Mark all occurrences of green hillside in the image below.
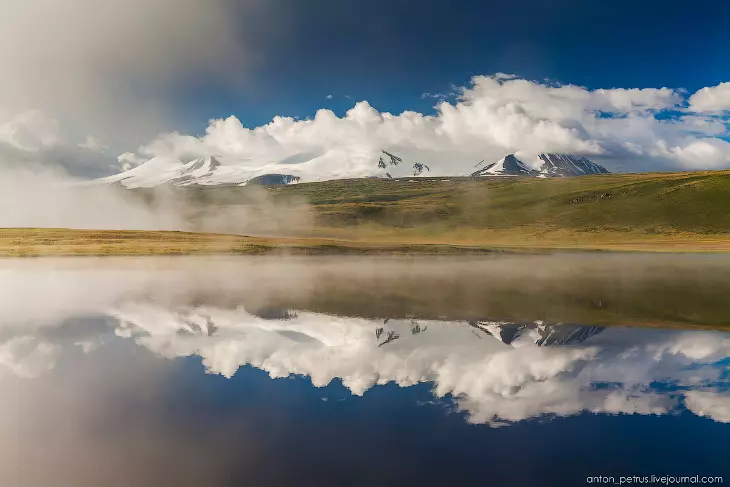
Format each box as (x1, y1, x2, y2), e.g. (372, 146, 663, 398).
(277, 171, 730, 232)
(131, 169, 730, 251)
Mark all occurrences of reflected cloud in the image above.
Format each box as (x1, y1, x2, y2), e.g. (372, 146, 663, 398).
(1, 256, 730, 428)
(3, 299, 730, 427)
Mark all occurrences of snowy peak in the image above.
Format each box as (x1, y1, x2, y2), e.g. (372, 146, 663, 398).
(168, 156, 222, 185)
(471, 153, 609, 178)
(475, 321, 605, 347)
(471, 154, 536, 177)
(98, 155, 301, 189)
(537, 153, 609, 177)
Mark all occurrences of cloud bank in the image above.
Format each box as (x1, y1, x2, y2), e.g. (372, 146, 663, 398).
(115, 74, 730, 181)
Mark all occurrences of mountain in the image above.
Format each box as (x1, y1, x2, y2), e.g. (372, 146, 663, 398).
(246, 174, 301, 185)
(97, 156, 303, 188)
(537, 153, 610, 177)
(471, 154, 537, 177)
(470, 321, 604, 347)
(472, 153, 609, 178)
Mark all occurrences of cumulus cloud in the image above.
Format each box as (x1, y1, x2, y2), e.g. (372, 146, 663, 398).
(689, 82, 730, 112)
(111, 306, 730, 426)
(6, 300, 730, 427)
(684, 391, 730, 423)
(120, 74, 730, 180)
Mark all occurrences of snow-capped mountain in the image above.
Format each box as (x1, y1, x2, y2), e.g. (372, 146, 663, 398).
(246, 174, 301, 185)
(471, 321, 604, 347)
(97, 155, 303, 188)
(537, 153, 610, 177)
(98, 149, 610, 188)
(97, 149, 384, 188)
(471, 153, 609, 178)
(470, 154, 538, 177)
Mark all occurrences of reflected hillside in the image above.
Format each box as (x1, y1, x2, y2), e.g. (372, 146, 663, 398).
(3, 254, 730, 329)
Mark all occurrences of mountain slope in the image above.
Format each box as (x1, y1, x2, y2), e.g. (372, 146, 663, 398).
(472, 153, 609, 178)
(471, 154, 537, 177)
(246, 174, 301, 185)
(98, 150, 379, 188)
(474, 321, 605, 347)
(98, 156, 260, 188)
(538, 153, 609, 177)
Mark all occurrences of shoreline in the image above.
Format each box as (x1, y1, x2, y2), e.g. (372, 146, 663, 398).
(3, 228, 730, 256)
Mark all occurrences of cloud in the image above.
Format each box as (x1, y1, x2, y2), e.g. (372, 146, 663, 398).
(10, 300, 730, 426)
(684, 391, 730, 423)
(0, 110, 62, 152)
(78, 136, 108, 153)
(0, 0, 267, 172)
(326, 94, 333, 100)
(689, 82, 730, 112)
(0, 336, 58, 379)
(120, 74, 730, 180)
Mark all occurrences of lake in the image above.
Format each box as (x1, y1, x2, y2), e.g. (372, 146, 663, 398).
(2, 254, 730, 486)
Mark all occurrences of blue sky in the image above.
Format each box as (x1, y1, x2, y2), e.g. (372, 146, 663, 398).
(177, 0, 730, 130)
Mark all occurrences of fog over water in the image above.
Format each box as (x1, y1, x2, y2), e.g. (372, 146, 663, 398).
(2, 254, 730, 486)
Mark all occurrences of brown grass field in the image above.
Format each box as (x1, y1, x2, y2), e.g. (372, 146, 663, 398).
(3, 227, 730, 256)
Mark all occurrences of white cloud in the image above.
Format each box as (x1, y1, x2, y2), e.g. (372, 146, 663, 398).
(0, 110, 62, 152)
(684, 391, 730, 423)
(117, 152, 146, 171)
(118, 75, 730, 180)
(78, 135, 108, 153)
(689, 82, 730, 112)
(57, 306, 730, 425)
(0, 336, 58, 379)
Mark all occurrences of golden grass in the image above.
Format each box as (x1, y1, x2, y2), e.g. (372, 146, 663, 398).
(0, 228, 508, 256)
(3, 227, 730, 257)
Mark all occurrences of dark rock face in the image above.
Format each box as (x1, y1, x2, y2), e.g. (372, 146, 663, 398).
(245, 174, 301, 185)
(537, 153, 610, 177)
(471, 154, 537, 177)
(473, 153, 610, 178)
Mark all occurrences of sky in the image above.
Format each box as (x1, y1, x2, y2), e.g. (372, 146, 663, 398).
(2, 0, 730, 179)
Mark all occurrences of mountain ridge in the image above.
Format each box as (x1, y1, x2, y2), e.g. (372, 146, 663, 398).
(98, 150, 610, 188)
(471, 153, 610, 178)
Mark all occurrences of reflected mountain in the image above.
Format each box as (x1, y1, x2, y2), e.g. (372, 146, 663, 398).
(469, 321, 604, 346)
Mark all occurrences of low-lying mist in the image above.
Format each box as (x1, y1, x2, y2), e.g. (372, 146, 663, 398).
(0, 167, 313, 235)
(2, 254, 730, 329)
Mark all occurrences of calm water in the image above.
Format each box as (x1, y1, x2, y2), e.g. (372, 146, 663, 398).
(2, 255, 730, 487)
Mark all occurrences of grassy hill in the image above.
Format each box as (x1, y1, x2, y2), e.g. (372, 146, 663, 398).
(5, 170, 730, 255)
(157, 170, 730, 250)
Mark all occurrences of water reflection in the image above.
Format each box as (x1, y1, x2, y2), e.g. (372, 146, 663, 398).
(3, 255, 730, 485)
(3, 301, 730, 426)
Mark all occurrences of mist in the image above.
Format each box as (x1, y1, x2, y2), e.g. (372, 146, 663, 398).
(0, 167, 313, 234)
(0, 0, 245, 146)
